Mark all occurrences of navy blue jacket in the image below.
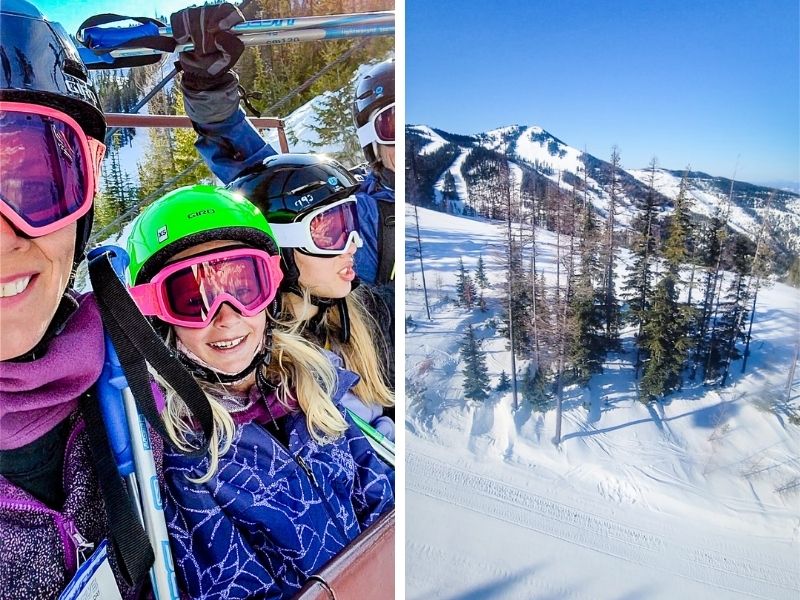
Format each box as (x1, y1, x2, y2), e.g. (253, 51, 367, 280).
(191, 109, 393, 285)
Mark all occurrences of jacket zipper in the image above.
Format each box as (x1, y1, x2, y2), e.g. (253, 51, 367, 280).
(258, 424, 349, 540)
(0, 497, 88, 573)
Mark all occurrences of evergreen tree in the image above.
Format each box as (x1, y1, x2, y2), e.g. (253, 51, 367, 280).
(475, 254, 489, 288)
(442, 171, 457, 203)
(460, 325, 489, 402)
(500, 236, 533, 354)
(496, 371, 511, 392)
(308, 85, 362, 166)
(455, 257, 478, 308)
(705, 237, 751, 382)
(623, 159, 660, 371)
(639, 275, 689, 401)
(663, 170, 694, 276)
(599, 146, 622, 351)
(691, 210, 725, 379)
(522, 365, 551, 412)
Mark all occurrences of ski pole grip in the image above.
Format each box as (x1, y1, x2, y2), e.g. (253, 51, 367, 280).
(90, 245, 130, 280)
(89, 246, 136, 476)
(81, 21, 162, 51)
(97, 336, 136, 477)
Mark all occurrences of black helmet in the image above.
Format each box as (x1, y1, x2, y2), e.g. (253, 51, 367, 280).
(352, 60, 394, 168)
(227, 153, 361, 342)
(0, 0, 107, 264)
(229, 153, 360, 222)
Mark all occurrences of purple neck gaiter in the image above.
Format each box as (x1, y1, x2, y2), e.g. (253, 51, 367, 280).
(0, 294, 104, 450)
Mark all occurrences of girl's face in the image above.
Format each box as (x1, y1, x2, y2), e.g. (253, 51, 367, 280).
(294, 240, 357, 300)
(378, 144, 395, 174)
(0, 215, 76, 360)
(169, 241, 268, 376)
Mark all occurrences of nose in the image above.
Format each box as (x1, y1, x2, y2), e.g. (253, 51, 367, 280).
(0, 214, 31, 254)
(344, 239, 358, 256)
(211, 301, 242, 327)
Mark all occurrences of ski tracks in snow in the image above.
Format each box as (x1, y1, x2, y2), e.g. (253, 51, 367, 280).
(407, 448, 800, 600)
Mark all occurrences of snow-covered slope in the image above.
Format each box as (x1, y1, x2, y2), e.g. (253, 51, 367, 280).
(405, 206, 800, 599)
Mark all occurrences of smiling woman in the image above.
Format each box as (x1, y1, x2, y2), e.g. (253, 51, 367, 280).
(0, 2, 143, 598)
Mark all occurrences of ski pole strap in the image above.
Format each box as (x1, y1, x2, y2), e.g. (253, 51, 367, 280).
(78, 14, 176, 54)
(88, 252, 214, 458)
(376, 199, 395, 285)
(80, 388, 154, 587)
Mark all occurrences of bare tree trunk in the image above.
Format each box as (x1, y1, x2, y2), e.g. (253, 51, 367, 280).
(413, 202, 432, 321)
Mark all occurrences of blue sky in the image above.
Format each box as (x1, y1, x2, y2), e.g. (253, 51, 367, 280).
(37, 0, 190, 38)
(407, 0, 800, 186)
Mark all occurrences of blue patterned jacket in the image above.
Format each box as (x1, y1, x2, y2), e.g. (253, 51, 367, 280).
(161, 366, 394, 599)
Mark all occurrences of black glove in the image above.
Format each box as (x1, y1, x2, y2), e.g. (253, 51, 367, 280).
(170, 3, 245, 84)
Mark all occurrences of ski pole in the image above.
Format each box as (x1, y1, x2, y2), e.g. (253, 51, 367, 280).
(77, 12, 393, 68)
(346, 409, 395, 467)
(89, 245, 179, 600)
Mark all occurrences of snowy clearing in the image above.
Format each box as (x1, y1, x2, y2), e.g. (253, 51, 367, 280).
(405, 206, 800, 599)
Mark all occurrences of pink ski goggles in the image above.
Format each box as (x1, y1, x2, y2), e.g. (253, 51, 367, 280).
(356, 103, 395, 146)
(129, 248, 284, 328)
(0, 102, 106, 236)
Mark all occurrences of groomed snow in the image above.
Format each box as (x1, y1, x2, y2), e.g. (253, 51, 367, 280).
(405, 205, 800, 599)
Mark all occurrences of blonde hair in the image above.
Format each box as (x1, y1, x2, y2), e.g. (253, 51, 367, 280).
(280, 287, 394, 411)
(153, 324, 348, 483)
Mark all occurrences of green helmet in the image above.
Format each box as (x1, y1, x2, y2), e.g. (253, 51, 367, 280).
(127, 185, 279, 286)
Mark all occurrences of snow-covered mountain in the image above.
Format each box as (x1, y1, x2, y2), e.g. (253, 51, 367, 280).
(407, 124, 800, 274)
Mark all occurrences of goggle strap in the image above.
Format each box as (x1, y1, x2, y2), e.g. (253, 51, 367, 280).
(127, 283, 161, 317)
(357, 121, 379, 146)
(271, 221, 310, 249)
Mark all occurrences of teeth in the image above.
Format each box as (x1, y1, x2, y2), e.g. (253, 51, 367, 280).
(209, 336, 245, 350)
(0, 275, 32, 298)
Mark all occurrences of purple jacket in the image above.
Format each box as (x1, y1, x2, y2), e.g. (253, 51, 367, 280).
(0, 415, 140, 600)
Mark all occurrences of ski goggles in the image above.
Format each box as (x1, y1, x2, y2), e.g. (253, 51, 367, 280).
(0, 102, 106, 236)
(271, 196, 363, 256)
(356, 103, 394, 147)
(128, 248, 284, 328)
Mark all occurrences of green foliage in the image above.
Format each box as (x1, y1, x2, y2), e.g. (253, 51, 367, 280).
(308, 87, 362, 166)
(496, 370, 511, 392)
(639, 275, 690, 401)
(522, 365, 551, 412)
(456, 257, 478, 309)
(475, 254, 489, 288)
(460, 325, 489, 402)
(500, 237, 534, 354)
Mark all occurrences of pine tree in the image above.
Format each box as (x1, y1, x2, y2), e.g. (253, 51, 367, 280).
(460, 325, 489, 402)
(308, 85, 362, 166)
(623, 158, 660, 372)
(496, 371, 511, 392)
(500, 236, 533, 354)
(639, 275, 689, 401)
(705, 237, 751, 382)
(522, 365, 551, 412)
(455, 257, 477, 308)
(599, 146, 622, 351)
(567, 188, 605, 384)
(475, 254, 489, 288)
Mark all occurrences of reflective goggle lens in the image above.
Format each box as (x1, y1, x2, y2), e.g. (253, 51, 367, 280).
(309, 201, 360, 251)
(373, 104, 395, 143)
(0, 105, 95, 234)
(163, 254, 277, 323)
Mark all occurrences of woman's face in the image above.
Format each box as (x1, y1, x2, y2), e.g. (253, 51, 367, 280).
(169, 241, 268, 376)
(0, 215, 76, 360)
(294, 240, 357, 300)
